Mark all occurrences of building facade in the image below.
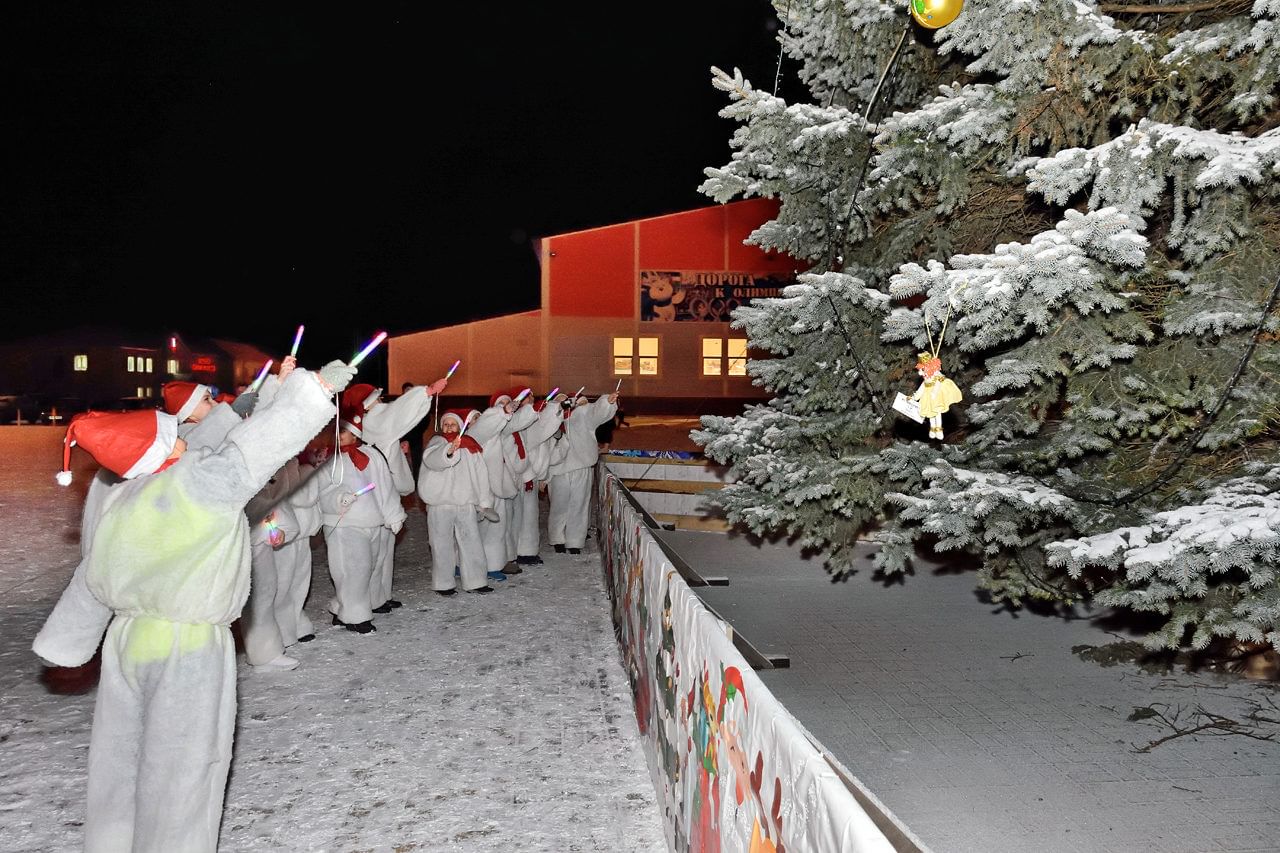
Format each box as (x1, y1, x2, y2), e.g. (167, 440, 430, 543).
(387, 198, 797, 414)
(0, 328, 272, 423)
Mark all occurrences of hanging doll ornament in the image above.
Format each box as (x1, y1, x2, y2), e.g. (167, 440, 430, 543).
(912, 352, 963, 439)
(892, 300, 964, 440)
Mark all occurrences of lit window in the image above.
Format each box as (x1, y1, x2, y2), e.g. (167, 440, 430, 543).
(73, 354, 88, 372)
(612, 337, 633, 376)
(702, 339, 722, 375)
(727, 338, 748, 376)
(127, 355, 136, 372)
(167, 358, 179, 374)
(136, 386, 145, 397)
(145, 387, 153, 398)
(145, 357, 153, 373)
(638, 337, 659, 376)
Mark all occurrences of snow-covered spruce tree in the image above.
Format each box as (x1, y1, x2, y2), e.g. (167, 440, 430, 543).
(694, 0, 1280, 653)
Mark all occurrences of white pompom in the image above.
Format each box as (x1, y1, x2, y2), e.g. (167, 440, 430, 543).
(55, 470, 73, 486)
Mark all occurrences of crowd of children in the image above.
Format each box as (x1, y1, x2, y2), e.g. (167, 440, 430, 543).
(31, 349, 620, 852)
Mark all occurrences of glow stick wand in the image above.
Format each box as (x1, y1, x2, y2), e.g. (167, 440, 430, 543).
(334, 482, 376, 527)
(544, 386, 560, 402)
(614, 378, 622, 394)
(249, 359, 274, 392)
(289, 325, 305, 357)
(513, 388, 531, 405)
(573, 385, 585, 401)
(445, 359, 461, 379)
(350, 331, 388, 367)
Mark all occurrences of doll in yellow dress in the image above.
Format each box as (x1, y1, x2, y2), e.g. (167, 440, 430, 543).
(912, 352, 963, 440)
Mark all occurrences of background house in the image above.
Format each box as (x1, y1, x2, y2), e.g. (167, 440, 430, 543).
(0, 328, 271, 423)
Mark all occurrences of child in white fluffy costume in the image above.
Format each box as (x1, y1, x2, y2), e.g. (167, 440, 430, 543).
(33, 360, 354, 853)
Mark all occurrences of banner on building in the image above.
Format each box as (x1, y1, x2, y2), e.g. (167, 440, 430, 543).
(640, 271, 789, 322)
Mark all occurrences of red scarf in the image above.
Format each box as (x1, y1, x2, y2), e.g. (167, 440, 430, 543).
(513, 432, 534, 490)
(448, 435, 482, 454)
(340, 443, 369, 471)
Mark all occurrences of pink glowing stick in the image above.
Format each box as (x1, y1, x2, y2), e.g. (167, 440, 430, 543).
(289, 325, 305, 357)
(354, 482, 376, 497)
(445, 359, 461, 379)
(249, 359, 274, 392)
(350, 331, 388, 367)
(614, 378, 622, 394)
(513, 388, 531, 405)
(573, 385, 585, 401)
(545, 386, 560, 402)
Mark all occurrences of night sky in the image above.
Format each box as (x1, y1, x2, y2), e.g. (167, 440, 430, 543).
(4, 2, 786, 368)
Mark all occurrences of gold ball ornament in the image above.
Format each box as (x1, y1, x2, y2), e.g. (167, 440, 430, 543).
(910, 0, 964, 29)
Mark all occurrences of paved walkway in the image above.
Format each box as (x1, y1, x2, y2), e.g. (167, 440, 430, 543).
(659, 529, 1280, 853)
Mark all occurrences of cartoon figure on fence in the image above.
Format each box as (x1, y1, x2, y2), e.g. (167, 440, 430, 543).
(654, 578, 684, 827)
(717, 667, 785, 853)
(623, 545, 652, 735)
(912, 352, 963, 440)
(684, 665, 723, 853)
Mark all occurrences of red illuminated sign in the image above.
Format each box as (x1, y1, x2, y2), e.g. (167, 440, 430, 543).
(191, 356, 217, 373)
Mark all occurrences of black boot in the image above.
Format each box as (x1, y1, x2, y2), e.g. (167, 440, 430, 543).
(345, 620, 376, 634)
(387, 599, 403, 609)
(372, 603, 393, 614)
(553, 544, 566, 553)
(568, 547, 581, 555)
(297, 634, 316, 643)
(436, 589, 457, 597)
(501, 562, 523, 575)
(466, 585, 494, 594)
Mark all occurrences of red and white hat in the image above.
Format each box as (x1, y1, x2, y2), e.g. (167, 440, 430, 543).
(339, 384, 382, 437)
(440, 408, 469, 431)
(489, 390, 512, 409)
(162, 381, 210, 423)
(342, 383, 382, 413)
(56, 410, 180, 486)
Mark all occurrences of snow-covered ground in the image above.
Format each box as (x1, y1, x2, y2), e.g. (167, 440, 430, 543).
(0, 426, 666, 852)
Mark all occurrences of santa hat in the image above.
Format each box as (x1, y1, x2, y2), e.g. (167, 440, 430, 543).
(489, 390, 512, 409)
(56, 410, 179, 486)
(338, 404, 365, 438)
(162, 381, 210, 423)
(214, 392, 236, 404)
(339, 384, 381, 437)
(342, 383, 382, 414)
(440, 409, 468, 431)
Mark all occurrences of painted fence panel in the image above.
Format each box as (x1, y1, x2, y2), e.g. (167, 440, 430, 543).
(598, 469, 896, 853)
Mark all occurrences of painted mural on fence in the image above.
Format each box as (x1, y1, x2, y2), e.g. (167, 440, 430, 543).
(639, 271, 789, 322)
(597, 470, 897, 852)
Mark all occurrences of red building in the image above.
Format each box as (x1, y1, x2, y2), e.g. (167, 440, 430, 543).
(387, 198, 797, 413)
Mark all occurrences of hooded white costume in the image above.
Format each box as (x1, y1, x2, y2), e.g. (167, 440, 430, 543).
(345, 384, 436, 611)
(417, 413, 490, 592)
(32, 366, 346, 853)
(318, 434, 406, 628)
(476, 397, 536, 572)
(547, 395, 616, 550)
(513, 401, 564, 562)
